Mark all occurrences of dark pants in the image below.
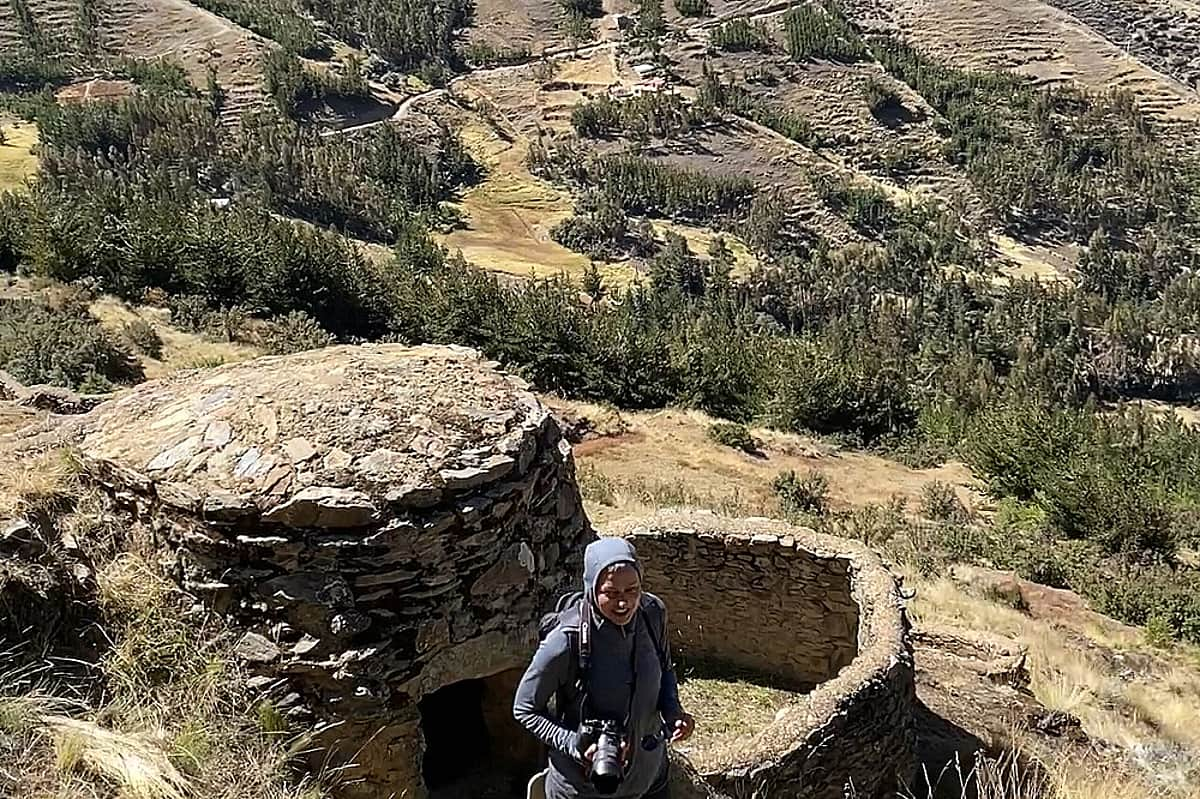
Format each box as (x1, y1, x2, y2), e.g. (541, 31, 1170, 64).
(642, 760, 669, 799)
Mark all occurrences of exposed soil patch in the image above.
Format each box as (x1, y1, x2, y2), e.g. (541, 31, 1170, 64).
(1039, 0, 1200, 91)
(556, 401, 979, 525)
(88, 295, 262, 378)
(99, 0, 271, 126)
(55, 79, 138, 104)
(465, 0, 573, 53)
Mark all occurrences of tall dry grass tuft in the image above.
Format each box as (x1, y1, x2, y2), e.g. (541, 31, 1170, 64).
(46, 716, 190, 799)
(882, 749, 1164, 799)
(904, 573, 1200, 796)
(0, 447, 82, 519)
(2, 552, 335, 799)
(577, 464, 773, 519)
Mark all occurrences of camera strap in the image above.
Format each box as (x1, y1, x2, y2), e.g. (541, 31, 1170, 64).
(576, 601, 642, 738)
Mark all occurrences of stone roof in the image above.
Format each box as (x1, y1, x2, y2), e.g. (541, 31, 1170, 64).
(75, 344, 548, 527)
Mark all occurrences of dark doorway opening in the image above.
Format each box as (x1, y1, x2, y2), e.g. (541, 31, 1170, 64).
(420, 679, 489, 790)
(418, 669, 543, 799)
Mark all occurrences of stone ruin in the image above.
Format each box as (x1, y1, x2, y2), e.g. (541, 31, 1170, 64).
(610, 512, 915, 799)
(70, 343, 590, 797)
(36, 343, 915, 798)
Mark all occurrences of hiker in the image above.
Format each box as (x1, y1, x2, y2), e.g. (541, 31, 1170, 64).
(513, 537, 696, 799)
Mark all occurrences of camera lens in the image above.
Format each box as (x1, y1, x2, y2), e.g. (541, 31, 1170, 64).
(590, 732, 623, 795)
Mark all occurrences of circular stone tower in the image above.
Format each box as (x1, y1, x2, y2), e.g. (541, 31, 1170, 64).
(73, 344, 592, 797)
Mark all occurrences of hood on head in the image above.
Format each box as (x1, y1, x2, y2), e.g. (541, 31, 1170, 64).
(582, 537, 641, 605)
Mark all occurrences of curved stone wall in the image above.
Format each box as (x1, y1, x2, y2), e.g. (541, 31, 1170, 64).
(72, 344, 593, 798)
(607, 511, 916, 799)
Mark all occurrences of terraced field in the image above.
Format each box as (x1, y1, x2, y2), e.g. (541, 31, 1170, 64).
(99, 0, 271, 126)
(848, 0, 1200, 124)
(0, 1, 22, 52)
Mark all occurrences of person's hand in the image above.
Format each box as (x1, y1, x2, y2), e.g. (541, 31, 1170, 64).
(669, 712, 695, 743)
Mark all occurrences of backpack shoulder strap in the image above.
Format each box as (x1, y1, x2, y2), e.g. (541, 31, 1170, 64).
(549, 599, 589, 720)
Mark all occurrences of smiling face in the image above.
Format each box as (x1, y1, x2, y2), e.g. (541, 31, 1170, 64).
(595, 562, 642, 626)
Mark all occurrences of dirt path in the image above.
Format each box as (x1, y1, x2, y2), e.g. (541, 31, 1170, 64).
(321, 41, 617, 138)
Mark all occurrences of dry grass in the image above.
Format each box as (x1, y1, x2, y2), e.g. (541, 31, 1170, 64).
(47, 716, 190, 799)
(577, 463, 774, 520)
(561, 401, 978, 525)
(1, 551, 333, 799)
(991, 234, 1077, 286)
(675, 675, 797, 771)
(648, 221, 759, 279)
(434, 114, 604, 281)
(907, 572, 1200, 793)
(0, 447, 82, 520)
(884, 0, 1200, 124)
(88, 295, 261, 379)
(0, 118, 38, 193)
(566, 399, 1200, 795)
(891, 751, 1169, 799)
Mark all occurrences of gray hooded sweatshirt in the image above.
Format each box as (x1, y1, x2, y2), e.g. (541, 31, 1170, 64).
(513, 538, 683, 799)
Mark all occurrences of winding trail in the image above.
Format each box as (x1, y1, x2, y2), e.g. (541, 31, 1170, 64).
(319, 40, 618, 137)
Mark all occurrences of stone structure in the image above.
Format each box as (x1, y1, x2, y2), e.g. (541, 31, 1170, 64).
(71, 343, 593, 798)
(608, 511, 916, 799)
(52, 343, 915, 799)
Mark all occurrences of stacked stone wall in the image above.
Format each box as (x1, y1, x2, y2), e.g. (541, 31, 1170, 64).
(627, 527, 858, 689)
(609, 512, 915, 799)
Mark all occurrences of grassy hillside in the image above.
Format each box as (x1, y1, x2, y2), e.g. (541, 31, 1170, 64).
(5, 0, 1200, 795)
(0, 118, 37, 193)
(567, 400, 1200, 799)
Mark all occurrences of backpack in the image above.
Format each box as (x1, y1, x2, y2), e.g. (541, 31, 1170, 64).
(536, 591, 669, 719)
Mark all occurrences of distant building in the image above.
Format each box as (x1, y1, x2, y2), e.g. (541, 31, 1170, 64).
(631, 62, 658, 77)
(630, 78, 668, 96)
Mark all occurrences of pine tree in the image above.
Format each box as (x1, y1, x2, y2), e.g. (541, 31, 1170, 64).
(582, 262, 605, 300)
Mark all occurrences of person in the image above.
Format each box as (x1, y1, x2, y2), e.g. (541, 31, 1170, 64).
(513, 538, 696, 799)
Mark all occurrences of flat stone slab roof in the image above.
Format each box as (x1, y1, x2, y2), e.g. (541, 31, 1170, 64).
(75, 344, 548, 526)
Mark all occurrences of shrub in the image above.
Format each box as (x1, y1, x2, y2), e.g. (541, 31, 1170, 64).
(710, 18, 772, 52)
(561, 9, 595, 43)
(166, 294, 209, 333)
(1040, 460, 1176, 558)
(201, 306, 252, 343)
(765, 339, 915, 443)
(560, 0, 601, 16)
(781, 2, 867, 62)
(261, 310, 336, 355)
(707, 422, 759, 453)
(920, 481, 969, 523)
(773, 469, 830, 516)
(815, 177, 898, 237)
(578, 465, 618, 506)
(122, 318, 163, 359)
(1144, 614, 1174, 648)
(673, 0, 709, 16)
(551, 192, 631, 259)
(0, 298, 143, 390)
(1078, 564, 1200, 644)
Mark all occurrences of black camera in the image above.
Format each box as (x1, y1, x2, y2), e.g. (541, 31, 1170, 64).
(578, 719, 625, 794)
